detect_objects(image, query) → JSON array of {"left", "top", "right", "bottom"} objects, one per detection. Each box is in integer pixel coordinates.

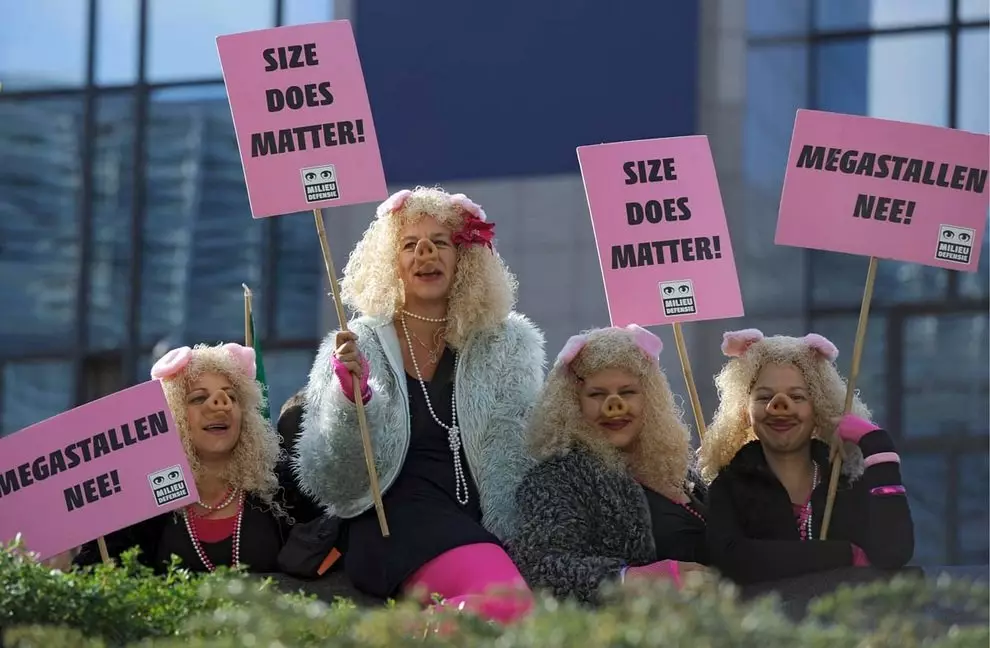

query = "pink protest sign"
[
  {"left": 577, "top": 136, "right": 744, "bottom": 327},
  {"left": 0, "top": 380, "right": 198, "bottom": 560},
  {"left": 776, "top": 109, "right": 990, "bottom": 271},
  {"left": 217, "top": 20, "right": 388, "bottom": 218}
]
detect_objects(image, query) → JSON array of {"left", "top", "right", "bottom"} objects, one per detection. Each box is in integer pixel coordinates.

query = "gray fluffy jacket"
[{"left": 294, "top": 312, "right": 546, "bottom": 542}]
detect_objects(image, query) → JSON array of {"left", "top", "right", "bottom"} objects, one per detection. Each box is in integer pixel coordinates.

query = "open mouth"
[
  {"left": 599, "top": 418, "right": 631, "bottom": 431},
  {"left": 203, "top": 422, "right": 230, "bottom": 434},
  {"left": 414, "top": 268, "right": 443, "bottom": 281}
]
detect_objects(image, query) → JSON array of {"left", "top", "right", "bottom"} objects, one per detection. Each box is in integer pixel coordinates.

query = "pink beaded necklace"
[
  {"left": 795, "top": 462, "right": 820, "bottom": 541},
  {"left": 182, "top": 489, "right": 245, "bottom": 572},
  {"left": 679, "top": 501, "right": 705, "bottom": 522}
]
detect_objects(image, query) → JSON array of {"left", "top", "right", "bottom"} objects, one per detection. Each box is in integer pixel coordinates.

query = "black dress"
[
  {"left": 342, "top": 347, "right": 500, "bottom": 598},
  {"left": 641, "top": 486, "right": 710, "bottom": 565}
]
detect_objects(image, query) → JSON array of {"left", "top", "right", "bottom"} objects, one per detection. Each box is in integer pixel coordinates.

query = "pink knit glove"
[
  {"left": 836, "top": 413, "right": 880, "bottom": 444},
  {"left": 332, "top": 355, "right": 371, "bottom": 404},
  {"left": 851, "top": 544, "right": 871, "bottom": 567},
  {"left": 623, "top": 560, "right": 682, "bottom": 586}
]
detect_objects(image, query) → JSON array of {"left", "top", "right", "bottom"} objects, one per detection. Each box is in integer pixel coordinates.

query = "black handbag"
[{"left": 276, "top": 514, "right": 344, "bottom": 579}]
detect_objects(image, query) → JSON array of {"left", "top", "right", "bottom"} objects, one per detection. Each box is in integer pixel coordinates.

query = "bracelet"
[
  {"left": 864, "top": 452, "right": 900, "bottom": 468},
  {"left": 870, "top": 484, "right": 906, "bottom": 496}
]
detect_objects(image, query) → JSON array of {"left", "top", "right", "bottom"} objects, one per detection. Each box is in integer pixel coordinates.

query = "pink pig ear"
[
  {"left": 448, "top": 193, "right": 488, "bottom": 221},
  {"left": 222, "top": 343, "right": 256, "bottom": 379},
  {"left": 555, "top": 334, "right": 589, "bottom": 370},
  {"left": 721, "top": 329, "right": 764, "bottom": 358},
  {"left": 802, "top": 333, "right": 839, "bottom": 362},
  {"left": 150, "top": 347, "right": 193, "bottom": 380},
  {"left": 377, "top": 189, "right": 413, "bottom": 217},
  {"left": 625, "top": 324, "right": 663, "bottom": 361}
]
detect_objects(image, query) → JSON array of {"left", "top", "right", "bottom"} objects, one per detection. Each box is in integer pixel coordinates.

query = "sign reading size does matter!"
[{"left": 217, "top": 20, "right": 388, "bottom": 218}]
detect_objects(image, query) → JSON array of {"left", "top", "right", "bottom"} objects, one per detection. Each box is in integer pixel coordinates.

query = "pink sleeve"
[
  {"left": 332, "top": 355, "right": 371, "bottom": 404},
  {"left": 851, "top": 544, "right": 871, "bottom": 567}
]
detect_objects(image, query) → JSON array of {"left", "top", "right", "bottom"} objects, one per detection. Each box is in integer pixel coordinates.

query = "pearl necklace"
[
  {"left": 402, "top": 309, "right": 448, "bottom": 323},
  {"left": 797, "top": 462, "right": 820, "bottom": 541},
  {"left": 400, "top": 314, "right": 469, "bottom": 506},
  {"left": 182, "top": 490, "right": 245, "bottom": 572},
  {"left": 196, "top": 486, "right": 238, "bottom": 512}
]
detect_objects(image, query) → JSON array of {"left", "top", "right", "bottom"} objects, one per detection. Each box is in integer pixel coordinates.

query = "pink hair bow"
[
  {"left": 556, "top": 324, "right": 663, "bottom": 369},
  {"left": 150, "top": 346, "right": 193, "bottom": 380}
]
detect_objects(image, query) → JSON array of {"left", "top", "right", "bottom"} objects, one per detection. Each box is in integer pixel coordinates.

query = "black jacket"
[{"left": 706, "top": 430, "right": 914, "bottom": 585}]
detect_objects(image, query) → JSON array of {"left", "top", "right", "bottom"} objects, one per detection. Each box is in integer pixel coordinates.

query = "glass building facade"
[
  {"left": 0, "top": 0, "right": 987, "bottom": 566},
  {"left": 0, "top": 1, "right": 334, "bottom": 433}
]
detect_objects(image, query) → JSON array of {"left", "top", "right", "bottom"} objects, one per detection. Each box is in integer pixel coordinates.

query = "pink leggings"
[{"left": 403, "top": 543, "right": 533, "bottom": 624}]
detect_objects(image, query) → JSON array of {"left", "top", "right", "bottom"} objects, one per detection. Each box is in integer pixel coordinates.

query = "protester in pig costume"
[
  {"left": 698, "top": 329, "right": 914, "bottom": 584},
  {"left": 295, "top": 187, "right": 545, "bottom": 624},
  {"left": 512, "top": 326, "right": 709, "bottom": 605},
  {"left": 72, "top": 343, "right": 318, "bottom": 573}
]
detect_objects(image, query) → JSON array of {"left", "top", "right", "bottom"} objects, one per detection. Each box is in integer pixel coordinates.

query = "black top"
[
  {"left": 706, "top": 431, "right": 914, "bottom": 585},
  {"left": 74, "top": 460, "right": 320, "bottom": 574},
  {"left": 641, "top": 485, "right": 710, "bottom": 565},
  {"left": 342, "top": 347, "right": 499, "bottom": 598}
]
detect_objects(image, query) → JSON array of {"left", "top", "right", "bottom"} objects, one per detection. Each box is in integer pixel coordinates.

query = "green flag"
[{"left": 249, "top": 312, "right": 272, "bottom": 424}]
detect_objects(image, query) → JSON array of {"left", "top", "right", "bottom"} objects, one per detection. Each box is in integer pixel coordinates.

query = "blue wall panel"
[{"left": 355, "top": 1, "right": 699, "bottom": 184}]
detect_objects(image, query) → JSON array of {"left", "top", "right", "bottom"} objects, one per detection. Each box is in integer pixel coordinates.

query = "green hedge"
[{"left": 2, "top": 538, "right": 987, "bottom": 647}]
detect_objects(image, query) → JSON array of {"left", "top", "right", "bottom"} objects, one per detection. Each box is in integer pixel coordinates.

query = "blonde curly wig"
[
  {"left": 697, "top": 330, "right": 871, "bottom": 483},
  {"left": 528, "top": 327, "right": 694, "bottom": 501},
  {"left": 338, "top": 186, "right": 518, "bottom": 349},
  {"left": 157, "top": 344, "right": 282, "bottom": 506}
]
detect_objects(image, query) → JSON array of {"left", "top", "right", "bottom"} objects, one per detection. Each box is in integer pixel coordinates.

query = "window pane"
[
  {"left": 88, "top": 93, "right": 136, "bottom": 351},
  {"left": 0, "top": 97, "right": 82, "bottom": 355},
  {"left": 148, "top": 0, "right": 274, "bottom": 82},
  {"left": 900, "top": 453, "right": 947, "bottom": 564},
  {"left": 815, "top": 39, "right": 868, "bottom": 117},
  {"left": 96, "top": 0, "right": 139, "bottom": 85},
  {"left": 284, "top": 0, "right": 335, "bottom": 25},
  {"left": 817, "top": 34, "right": 950, "bottom": 127},
  {"left": 868, "top": 34, "right": 949, "bottom": 127},
  {"left": 744, "top": 44, "right": 809, "bottom": 190},
  {"left": 959, "top": 0, "right": 990, "bottom": 21},
  {"left": 958, "top": 223, "right": 989, "bottom": 299},
  {"left": 1, "top": 360, "right": 75, "bottom": 437},
  {"left": 959, "top": 452, "right": 989, "bottom": 564},
  {"left": 807, "top": 314, "right": 887, "bottom": 425},
  {"left": 902, "top": 315, "right": 989, "bottom": 437},
  {"left": 811, "top": 253, "right": 948, "bottom": 306},
  {"left": 264, "top": 349, "right": 316, "bottom": 420},
  {"left": 815, "top": 0, "right": 949, "bottom": 31},
  {"left": 140, "top": 85, "right": 264, "bottom": 346},
  {"left": 746, "top": 0, "right": 810, "bottom": 37},
  {"left": 0, "top": 2, "right": 87, "bottom": 90},
  {"left": 958, "top": 28, "right": 989, "bottom": 135},
  {"left": 275, "top": 217, "right": 321, "bottom": 340}
]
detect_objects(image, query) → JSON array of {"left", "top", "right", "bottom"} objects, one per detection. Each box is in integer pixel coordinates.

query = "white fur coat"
[{"left": 294, "top": 312, "right": 546, "bottom": 542}]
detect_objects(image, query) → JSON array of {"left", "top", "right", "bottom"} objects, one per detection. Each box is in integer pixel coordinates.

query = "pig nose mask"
[
  {"left": 766, "top": 393, "right": 792, "bottom": 414},
  {"left": 414, "top": 238, "right": 438, "bottom": 259},
  {"left": 601, "top": 394, "right": 630, "bottom": 419}
]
